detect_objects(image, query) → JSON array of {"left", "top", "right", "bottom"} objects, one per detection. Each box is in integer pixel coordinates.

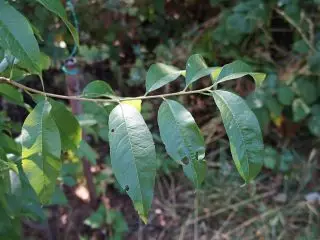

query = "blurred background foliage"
[{"left": 1, "top": 0, "right": 319, "bottom": 239}]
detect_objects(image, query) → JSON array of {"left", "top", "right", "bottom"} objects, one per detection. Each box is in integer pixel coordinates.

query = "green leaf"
[
  {"left": 212, "top": 90, "right": 264, "bottom": 182},
  {"left": 0, "top": 84, "right": 23, "bottom": 105},
  {"left": 308, "top": 51, "right": 320, "bottom": 73},
  {"left": 263, "top": 146, "right": 278, "bottom": 170},
  {"left": 82, "top": 80, "right": 114, "bottom": 98},
  {"left": 0, "top": 1, "right": 41, "bottom": 74},
  {"left": 21, "top": 100, "right": 62, "bottom": 204},
  {"left": 77, "top": 140, "right": 97, "bottom": 165},
  {"left": 214, "top": 60, "right": 266, "bottom": 87},
  {"left": 145, "top": 63, "right": 182, "bottom": 94},
  {"left": 157, "top": 99, "right": 206, "bottom": 187},
  {"left": 35, "top": 0, "right": 79, "bottom": 46},
  {"left": 0, "top": 133, "right": 21, "bottom": 155},
  {"left": 48, "top": 99, "right": 82, "bottom": 151},
  {"left": 185, "top": 54, "right": 219, "bottom": 87},
  {"left": 277, "top": 84, "right": 295, "bottom": 106},
  {"left": 108, "top": 104, "right": 157, "bottom": 223},
  {"left": 50, "top": 185, "right": 68, "bottom": 205},
  {"left": 84, "top": 204, "right": 105, "bottom": 229},
  {"left": 308, "top": 104, "right": 320, "bottom": 137},
  {"left": 292, "top": 98, "right": 310, "bottom": 122},
  {"left": 292, "top": 77, "right": 318, "bottom": 104},
  {"left": 266, "top": 98, "right": 283, "bottom": 118},
  {"left": 183, "top": 159, "right": 207, "bottom": 187}
]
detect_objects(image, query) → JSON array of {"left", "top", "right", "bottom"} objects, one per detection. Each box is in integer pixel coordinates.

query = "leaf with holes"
[
  {"left": 158, "top": 99, "right": 206, "bottom": 186},
  {"left": 212, "top": 90, "right": 264, "bottom": 182},
  {"left": 0, "top": 1, "right": 41, "bottom": 74},
  {"left": 213, "top": 60, "right": 266, "bottom": 87},
  {"left": 108, "top": 104, "right": 157, "bottom": 223},
  {"left": 145, "top": 63, "right": 183, "bottom": 94},
  {"left": 35, "top": 0, "right": 79, "bottom": 46},
  {"left": 21, "top": 100, "right": 62, "bottom": 204}
]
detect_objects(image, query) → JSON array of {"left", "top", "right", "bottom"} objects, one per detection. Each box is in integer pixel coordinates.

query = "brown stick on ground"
[{"left": 64, "top": 58, "right": 97, "bottom": 207}]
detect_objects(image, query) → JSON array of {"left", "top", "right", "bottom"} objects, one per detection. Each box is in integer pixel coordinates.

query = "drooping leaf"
[
  {"left": 183, "top": 159, "right": 207, "bottom": 187},
  {"left": 213, "top": 60, "right": 266, "bottom": 87},
  {"left": 35, "top": 0, "right": 79, "bottom": 46},
  {"left": 82, "top": 80, "right": 114, "bottom": 98},
  {"left": 0, "top": 84, "right": 23, "bottom": 105},
  {"left": 21, "top": 100, "right": 62, "bottom": 203},
  {"left": 108, "top": 104, "right": 157, "bottom": 223},
  {"left": 48, "top": 99, "right": 82, "bottom": 151},
  {"left": 0, "top": 1, "right": 41, "bottom": 74},
  {"left": 145, "top": 63, "right": 182, "bottom": 94},
  {"left": 212, "top": 90, "right": 264, "bottom": 182},
  {"left": 292, "top": 98, "right": 310, "bottom": 122},
  {"left": 157, "top": 99, "right": 206, "bottom": 187}
]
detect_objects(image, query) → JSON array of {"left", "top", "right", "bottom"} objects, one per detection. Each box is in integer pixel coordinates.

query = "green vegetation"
[{"left": 0, "top": 0, "right": 319, "bottom": 239}]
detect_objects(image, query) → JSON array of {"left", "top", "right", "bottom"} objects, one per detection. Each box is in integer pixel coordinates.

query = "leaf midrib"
[
  {"left": 213, "top": 92, "right": 250, "bottom": 178},
  {"left": 166, "top": 100, "right": 197, "bottom": 163},
  {"left": 119, "top": 104, "right": 145, "bottom": 213}
]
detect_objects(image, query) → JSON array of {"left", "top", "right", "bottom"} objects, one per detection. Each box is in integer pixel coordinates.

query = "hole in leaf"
[
  {"left": 111, "top": 129, "right": 115, "bottom": 133},
  {"left": 182, "top": 158, "right": 189, "bottom": 165},
  {"left": 125, "top": 185, "right": 129, "bottom": 191}
]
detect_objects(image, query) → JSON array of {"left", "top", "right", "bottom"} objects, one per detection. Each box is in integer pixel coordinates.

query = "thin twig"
[
  {"left": 188, "top": 190, "right": 276, "bottom": 225},
  {"left": 275, "top": 8, "right": 316, "bottom": 53},
  {"left": 0, "top": 77, "right": 213, "bottom": 103},
  {"left": 224, "top": 207, "right": 280, "bottom": 236}
]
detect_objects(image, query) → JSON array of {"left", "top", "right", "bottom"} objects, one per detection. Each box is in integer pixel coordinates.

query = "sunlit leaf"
[
  {"left": 21, "top": 100, "right": 61, "bottom": 203},
  {"left": 121, "top": 99, "right": 142, "bottom": 112},
  {"left": 0, "top": 1, "right": 41, "bottom": 74}
]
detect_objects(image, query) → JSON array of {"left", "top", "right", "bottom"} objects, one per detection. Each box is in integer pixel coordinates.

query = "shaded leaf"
[
  {"left": 277, "top": 84, "right": 295, "bottom": 106},
  {"left": 158, "top": 99, "right": 206, "bottom": 187},
  {"left": 50, "top": 185, "right": 68, "bottom": 205},
  {"left": 0, "top": 84, "right": 23, "bottom": 105},
  {"left": 77, "top": 140, "right": 97, "bottom": 165},
  {"left": 145, "top": 63, "right": 182, "bottom": 94},
  {"left": 0, "top": 1, "right": 41, "bottom": 74},
  {"left": 212, "top": 90, "right": 264, "bottom": 182},
  {"left": 35, "top": 0, "right": 79, "bottom": 46},
  {"left": 108, "top": 104, "right": 157, "bottom": 223},
  {"left": 185, "top": 54, "right": 219, "bottom": 87},
  {"left": 292, "top": 98, "right": 310, "bottom": 122},
  {"left": 214, "top": 60, "right": 266, "bottom": 87},
  {"left": 0, "top": 133, "right": 21, "bottom": 155},
  {"left": 82, "top": 80, "right": 114, "bottom": 98},
  {"left": 21, "top": 100, "right": 62, "bottom": 203}
]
